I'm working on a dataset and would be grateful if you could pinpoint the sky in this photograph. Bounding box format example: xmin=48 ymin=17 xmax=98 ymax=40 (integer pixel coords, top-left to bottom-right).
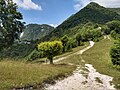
xmin=13 ymin=0 xmax=120 ymax=27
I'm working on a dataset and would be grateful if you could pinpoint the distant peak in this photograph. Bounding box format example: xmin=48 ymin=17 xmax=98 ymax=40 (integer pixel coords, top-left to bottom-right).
xmin=89 ymin=2 xmax=99 ymax=5
xmin=87 ymin=2 xmax=102 ymax=7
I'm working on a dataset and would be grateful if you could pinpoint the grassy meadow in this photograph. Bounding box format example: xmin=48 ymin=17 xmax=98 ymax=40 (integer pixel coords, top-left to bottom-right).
xmin=0 ymin=39 xmax=120 ymax=89
xmin=0 ymin=42 xmax=89 ymax=90
xmin=0 ymin=60 xmax=75 ymax=90
xmin=82 ymin=39 xmax=120 ymax=89
xmin=60 ymin=38 xmax=120 ymax=89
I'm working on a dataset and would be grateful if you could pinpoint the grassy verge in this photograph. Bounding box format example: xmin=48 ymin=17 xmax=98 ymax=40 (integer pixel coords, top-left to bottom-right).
xmin=82 ymin=39 xmax=120 ymax=89
xmin=0 ymin=42 xmax=89 ymax=89
xmin=32 ymin=42 xmax=89 ymax=63
xmin=0 ymin=60 xmax=75 ymax=90
xmin=59 ymin=38 xmax=120 ymax=89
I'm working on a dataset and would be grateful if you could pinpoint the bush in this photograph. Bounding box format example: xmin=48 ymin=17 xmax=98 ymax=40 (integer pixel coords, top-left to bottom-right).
xmin=61 ymin=35 xmax=69 ymax=52
xmin=110 ymin=40 xmax=120 ymax=66
xmin=27 ymin=50 xmax=45 ymax=61
xmin=82 ymin=28 xmax=102 ymax=41
xmin=111 ymin=30 xmax=120 ymax=40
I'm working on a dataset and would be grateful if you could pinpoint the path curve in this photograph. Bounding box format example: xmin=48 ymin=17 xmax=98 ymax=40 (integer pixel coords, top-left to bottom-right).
xmin=45 ymin=40 xmax=116 ymax=90
xmin=53 ymin=41 xmax=94 ymax=63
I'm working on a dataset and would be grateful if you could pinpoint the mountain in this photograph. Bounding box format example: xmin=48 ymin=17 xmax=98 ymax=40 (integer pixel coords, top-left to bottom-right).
xmin=108 ymin=8 xmax=120 ymax=15
xmin=0 ymin=24 xmax=54 ymax=58
xmin=21 ymin=24 xmax=54 ymax=41
xmin=42 ymin=2 xmax=120 ymax=41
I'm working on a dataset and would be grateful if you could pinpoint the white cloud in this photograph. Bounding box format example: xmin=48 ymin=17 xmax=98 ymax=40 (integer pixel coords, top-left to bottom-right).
xmin=74 ymin=3 xmax=82 ymax=11
xmin=74 ymin=0 xmax=120 ymax=11
xmin=13 ymin=0 xmax=42 ymax=10
xmin=92 ymin=0 xmax=120 ymax=8
xmin=74 ymin=0 xmax=90 ymax=11
xmin=48 ymin=24 xmax=58 ymax=28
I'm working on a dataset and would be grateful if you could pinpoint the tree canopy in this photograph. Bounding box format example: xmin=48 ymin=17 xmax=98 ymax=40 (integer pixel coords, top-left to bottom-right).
xmin=0 ymin=0 xmax=24 ymax=49
xmin=110 ymin=40 xmax=120 ymax=66
xmin=61 ymin=35 xmax=69 ymax=52
xmin=38 ymin=41 xmax=63 ymax=64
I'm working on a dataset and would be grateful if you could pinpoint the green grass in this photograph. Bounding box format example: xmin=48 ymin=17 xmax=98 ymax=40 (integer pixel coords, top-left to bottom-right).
xmin=0 ymin=42 xmax=89 ymax=89
xmin=1 ymin=39 xmax=120 ymax=89
xmin=60 ymin=38 xmax=120 ymax=89
xmin=82 ymin=39 xmax=120 ymax=89
xmin=32 ymin=42 xmax=89 ymax=63
xmin=0 ymin=60 xmax=75 ymax=90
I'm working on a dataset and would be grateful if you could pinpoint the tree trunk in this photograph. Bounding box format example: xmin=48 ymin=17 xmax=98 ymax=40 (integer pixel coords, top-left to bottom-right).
xmin=63 ymin=46 xmax=65 ymax=52
xmin=78 ymin=40 xmax=80 ymax=46
xmin=49 ymin=57 xmax=53 ymax=64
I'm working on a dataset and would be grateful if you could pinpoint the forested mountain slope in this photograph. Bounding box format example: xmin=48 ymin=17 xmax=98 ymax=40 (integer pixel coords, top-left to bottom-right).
xmin=42 ymin=2 xmax=120 ymax=41
xmin=21 ymin=24 xmax=54 ymax=41
xmin=108 ymin=8 xmax=120 ymax=15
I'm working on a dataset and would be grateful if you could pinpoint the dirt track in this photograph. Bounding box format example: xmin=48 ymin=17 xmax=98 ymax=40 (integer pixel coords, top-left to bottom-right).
xmin=45 ymin=41 xmax=116 ymax=90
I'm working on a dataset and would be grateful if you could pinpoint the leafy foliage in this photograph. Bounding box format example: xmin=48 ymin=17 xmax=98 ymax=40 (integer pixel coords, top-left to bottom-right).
xmin=0 ymin=0 xmax=24 ymax=49
xmin=80 ymin=25 xmax=103 ymax=42
xmin=108 ymin=8 xmax=120 ymax=15
xmin=101 ymin=25 xmax=110 ymax=35
xmin=0 ymin=43 xmax=34 ymax=58
xmin=109 ymin=20 xmax=120 ymax=66
xmin=61 ymin=35 xmax=69 ymax=52
xmin=110 ymin=40 xmax=120 ymax=65
xmin=76 ymin=33 xmax=82 ymax=46
xmin=26 ymin=49 xmax=45 ymax=61
xmin=38 ymin=41 xmax=63 ymax=64
xmin=107 ymin=20 xmax=120 ymax=34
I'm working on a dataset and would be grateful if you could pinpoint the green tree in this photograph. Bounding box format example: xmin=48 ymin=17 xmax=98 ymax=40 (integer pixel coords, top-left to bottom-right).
xmin=110 ymin=30 xmax=118 ymax=40
xmin=94 ymin=24 xmax=99 ymax=29
xmin=61 ymin=35 xmax=69 ymax=52
xmin=101 ymin=25 xmax=110 ymax=35
xmin=110 ymin=40 xmax=120 ymax=66
xmin=0 ymin=0 xmax=24 ymax=49
xmin=107 ymin=20 xmax=120 ymax=33
xmin=76 ymin=33 xmax=82 ymax=46
xmin=38 ymin=41 xmax=63 ymax=64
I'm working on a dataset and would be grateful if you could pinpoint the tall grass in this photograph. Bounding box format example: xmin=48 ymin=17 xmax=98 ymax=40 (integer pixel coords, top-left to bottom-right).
xmin=60 ymin=39 xmax=120 ymax=89
xmin=82 ymin=39 xmax=120 ymax=89
xmin=0 ymin=60 xmax=75 ymax=89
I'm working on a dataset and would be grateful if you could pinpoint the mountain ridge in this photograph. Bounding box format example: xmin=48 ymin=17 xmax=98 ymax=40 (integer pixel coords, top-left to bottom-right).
xmin=21 ymin=24 xmax=54 ymax=41
xmin=41 ymin=2 xmax=120 ymax=41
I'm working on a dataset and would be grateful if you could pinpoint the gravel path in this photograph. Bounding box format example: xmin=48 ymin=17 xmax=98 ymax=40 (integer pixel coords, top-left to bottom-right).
xmin=53 ymin=41 xmax=94 ymax=63
xmin=45 ymin=41 xmax=116 ymax=90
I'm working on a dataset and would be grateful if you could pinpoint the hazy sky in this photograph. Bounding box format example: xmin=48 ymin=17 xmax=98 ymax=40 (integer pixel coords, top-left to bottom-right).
xmin=13 ymin=0 xmax=120 ymax=27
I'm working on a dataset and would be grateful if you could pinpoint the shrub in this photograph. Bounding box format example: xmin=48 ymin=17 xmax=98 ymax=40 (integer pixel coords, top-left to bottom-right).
xmin=27 ymin=50 xmax=44 ymax=61
xmin=110 ymin=40 xmax=120 ymax=66
xmin=61 ymin=35 xmax=69 ymax=52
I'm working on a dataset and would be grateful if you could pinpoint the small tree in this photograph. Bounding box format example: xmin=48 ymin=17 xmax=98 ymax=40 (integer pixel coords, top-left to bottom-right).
xmin=61 ymin=35 xmax=69 ymax=52
xmin=110 ymin=40 xmax=120 ymax=66
xmin=38 ymin=41 xmax=63 ymax=64
xmin=76 ymin=33 xmax=82 ymax=46
xmin=107 ymin=20 xmax=120 ymax=34
xmin=101 ymin=25 xmax=110 ymax=35
xmin=107 ymin=20 xmax=120 ymax=30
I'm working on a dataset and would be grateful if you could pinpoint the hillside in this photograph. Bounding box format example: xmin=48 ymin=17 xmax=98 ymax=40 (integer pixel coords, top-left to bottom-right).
xmin=0 ymin=43 xmax=35 ymax=58
xmin=108 ymin=8 xmax=120 ymax=15
xmin=0 ymin=24 xmax=54 ymax=58
xmin=21 ymin=24 xmax=54 ymax=41
xmin=42 ymin=2 xmax=120 ymax=41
